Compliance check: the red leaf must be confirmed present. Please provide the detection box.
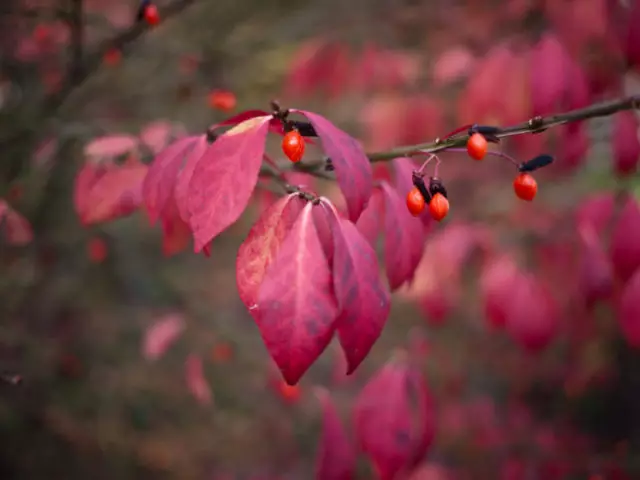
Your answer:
[355,187,383,246]
[354,354,435,480]
[380,181,425,290]
[256,202,339,385]
[319,200,391,373]
[314,388,356,480]
[73,162,112,219]
[139,120,174,154]
[575,192,615,235]
[530,33,570,116]
[160,198,192,257]
[188,116,272,252]
[236,193,305,320]
[174,135,208,223]
[185,354,213,405]
[577,223,613,307]
[79,163,148,225]
[143,136,199,224]
[0,200,33,246]
[211,109,270,129]
[292,110,373,222]
[612,110,640,176]
[142,313,185,361]
[479,254,520,330]
[84,134,138,158]
[611,196,640,282]
[618,269,640,347]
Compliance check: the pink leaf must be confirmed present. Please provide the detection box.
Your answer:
[355,187,383,246]
[236,194,305,320]
[575,192,615,235]
[612,110,640,176]
[256,202,338,385]
[211,109,270,129]
[380,181,425,290]
[610,196,640,282]
[139,120,175,154]
[185,354,213,405]
[142,313,186,361]
[292,110,373,222]
[577,223,613,307]
[314,388,356,480]
[479,254,520,330]
[320,200,391,373]
[143,136,199,224]
[160,198,193,257]
[84,134,138,158]
[354,354,435,480]
[174,135,208,223]
[530,34,570,116]
[618,269,640,348]
[187,116,272,252]
[79,163,148,225]
[0,200,33,246]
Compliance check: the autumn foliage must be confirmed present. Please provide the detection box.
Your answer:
[5,0,640,478]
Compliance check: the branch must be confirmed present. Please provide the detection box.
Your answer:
[282,95,640,179]
[67,0,84,81]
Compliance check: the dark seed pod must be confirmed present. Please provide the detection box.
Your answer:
[469,124,501,143]
[288,120,318,137]
[206,128,218,144]
[324,157,334,171]
[429,177,448,199]
[412,172,431,203]
[518,154,554,172]
[136,0,150,21]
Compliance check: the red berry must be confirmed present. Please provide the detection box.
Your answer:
[429,193,449,221]
[467,133,488,160]
[144,4,160,26]
[103,48,122,67]
[513,173,537,201]
[208,89,236,112]
[406,187,426,216]
[282,130,305,163]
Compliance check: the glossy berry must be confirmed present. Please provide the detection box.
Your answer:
[467,133,488,160]
[208,89,236,112]
[513,173,537,201]
[406,187,426,216]
[282,130,305,163]
[144,4,160,26]
[429,193,449,221]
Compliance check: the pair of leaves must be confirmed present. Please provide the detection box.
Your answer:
[236,195,390,385]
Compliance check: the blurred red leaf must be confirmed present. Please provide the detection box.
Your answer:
[505,274,559,353]
[173,135,208,223]
[432,46,475,87]
[139,120,175,154]
[354,354,435,480]
[314,388,356,480]
[401,95,444,145]
[256,202,338,385]
[76,162,148,225]
[611,196,640,282]
[87,236,108,263]
[623,0,640,67]
[554,123,589,172]
[359,95,405,151]
[142,313,186,361]
[612,110,640,176]
[188,116,272,252]
[292,110,373,222]
[355,187,383,246]
[160,198,192,257]
[185,354,213,405]
[618,268,640,348]
[84,134,138,158]
[575,192,615,235]
[143,136,199,224]
[320,201,391,374]
[479,254,520,330]
[0,200,33,246]
[380,181,425,291]
[236,193,305,320]
[530,33,571,116]
[577,223,614,307]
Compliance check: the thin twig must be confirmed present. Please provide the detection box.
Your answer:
[67,0,84,81]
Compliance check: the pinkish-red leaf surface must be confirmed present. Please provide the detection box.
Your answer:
[188,116,272,252]
[292,110,373,222]
[143,136,199,224]
[142,313,186,361]
[314,388,356,480]
[618,268,640,347]
[236,194,305,320]
[380,181,425,290]
[320,201,390,373]
[256,202,339,385]
[139,120,174,154]
[530,33,570,115]
[355,187,382,246]
[354,355,431,480]
[612,110,640,176]
[174,135,208,223]
[577,223,613,307]
[610,196,640,282]
[84,134,138,158]
[185,354,213,405]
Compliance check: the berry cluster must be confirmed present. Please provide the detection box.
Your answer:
[405,125,553,220]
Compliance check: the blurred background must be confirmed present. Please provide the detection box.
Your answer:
[1,0,640,478]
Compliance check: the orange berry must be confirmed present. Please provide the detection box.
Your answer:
[282,130,305,163]
[278,381,301,403]
[513,173,537,201]
[467,133,488,160]
[208,89,236,112]
[87,237,108,263]
[144,4,160,26]
[406,187,426,216]
[428,193,449,221]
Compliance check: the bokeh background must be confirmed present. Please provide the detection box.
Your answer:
[1,0,640,478]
